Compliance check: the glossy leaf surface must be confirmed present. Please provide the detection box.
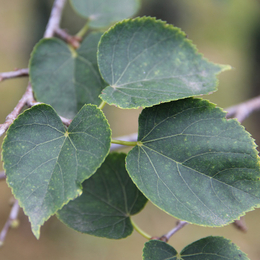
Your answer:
[70,0,139,28]
[30,33,105,119]
[98,17,230,109]
[143,236,249,260]
[2,104,111,238]
[57,153,147,239]
[126,98,260,226]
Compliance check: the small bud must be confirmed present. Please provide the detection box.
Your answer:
[150,236,160,240]
[10,219,20,229]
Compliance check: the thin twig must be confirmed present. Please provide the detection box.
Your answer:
[0,200,20,247]
[59,115,72,127]
[0,68,29,82]
[0,0,71,137]
[109,95,260,151]
[233,217,247,233]
[55,28,81,49]
[0,0,69,247]
[44,0,67,38]
[159,220,188,242]
[225,95,260,123]
[0,0,67,84]
[0,84,38,137]
[0,171,6,180]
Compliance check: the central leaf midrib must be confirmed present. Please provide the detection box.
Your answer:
[140,147,195,216]
[113,35,176,86]
[113,74,201,89]
[39,134,69,208]
[141,133,247,144]
[139,105,215,141]
[107,161,129,214]
[180,252,231,259]
[85,189,127,216]
[141,145,260,199]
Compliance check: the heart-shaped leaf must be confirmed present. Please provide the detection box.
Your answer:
[29,32,105,119]
[98,17,230,109]
[2,104,111,238]
[57,153,147,239]
[126,98,260,226]
[70,0,140,28]
[143,236,249,260]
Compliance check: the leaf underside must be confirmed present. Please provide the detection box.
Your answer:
[2,104,111,238]
[57,153,147,239]
[98,17,230,109]
[29,32,105,119]
[70,0,140,28]
[126,98,260,227]
[143,236,249,260]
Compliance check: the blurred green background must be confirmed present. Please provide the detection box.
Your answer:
[1,0,260,259]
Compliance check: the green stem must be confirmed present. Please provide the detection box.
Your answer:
[68,45,78,58]
[98,101,107,110]
[111,139,138,146]
[76,20,90,38]
[131,218,151,240]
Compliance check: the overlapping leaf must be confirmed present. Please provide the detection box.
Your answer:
[57,153,147,239]
[29,32,105,119]
[143,236,249,260]
[70,0,140,28]
[98,17,230,109]
[2,104,111,238]
[126,98,260,226]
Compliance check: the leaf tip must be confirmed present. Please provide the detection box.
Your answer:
[32,225,41,240]
[219,64,232,72]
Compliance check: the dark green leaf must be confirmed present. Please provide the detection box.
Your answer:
[126,98,260,226]
[143,236,249,260]
[2,104,111,238]
[57,153,147,239]
[98,17,230,109]
[143,240,178,260]
[180,236,249,259]
[29,32,105,119]
[70,0,140,28]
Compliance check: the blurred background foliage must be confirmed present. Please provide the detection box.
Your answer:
[1,0,260,259]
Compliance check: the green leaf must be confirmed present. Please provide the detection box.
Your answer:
[98,17,230,109]
[143,236,249,260]
[70,0,140,28]
[143,240,178,260]
[29,32,105,119]
[126,98,260,226]
[57,153,147,239]
[2,104,111,238]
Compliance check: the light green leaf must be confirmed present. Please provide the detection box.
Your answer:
[29,32,105,119]
[70,0,140,28]
[57,153,147,239]
[98,17,230,109]
[2,104,111,238]
[143,236,249,260]
[126,98,260,226]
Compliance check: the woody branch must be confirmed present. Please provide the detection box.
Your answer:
[0,0,68,246]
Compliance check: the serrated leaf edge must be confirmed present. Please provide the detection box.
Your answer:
[1,103,112,238]
[97,17,231,109]
[126,98,260,227]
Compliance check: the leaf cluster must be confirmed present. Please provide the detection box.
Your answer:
[1,0,259,258]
